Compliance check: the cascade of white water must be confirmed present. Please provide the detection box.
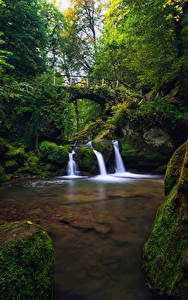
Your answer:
[86,141,107,176]
[112,140,126,173]
[93,149,107,176]
[67,151,78,176]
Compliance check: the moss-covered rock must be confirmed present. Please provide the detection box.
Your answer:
[0,165,10,182]
[75,146,98,174]
[39,141,69,171]
[165,142,187,196]
[73,118,105,144]
[5,145,26,166]
[119,136,172,173]
[0,221,54,300]
[142,141,188,299]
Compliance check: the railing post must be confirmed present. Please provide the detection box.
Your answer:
[69,77,72,86]
[116,80,119,88]
[86,77,88,88]
[54,75,56,86]
[102,78,104,85]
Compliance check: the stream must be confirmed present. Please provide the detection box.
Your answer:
[0,176,164,300]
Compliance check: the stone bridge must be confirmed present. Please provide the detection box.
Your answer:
[55,75,131,107]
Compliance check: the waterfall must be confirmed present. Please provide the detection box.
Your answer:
[93,149,107,176]
[67,151,78,176]
[112,140,126,173]
[86,141,107,176]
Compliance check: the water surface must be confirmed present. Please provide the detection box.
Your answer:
[0,177,164,300]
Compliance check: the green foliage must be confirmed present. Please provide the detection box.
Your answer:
[0,74,77,149]
[109,98,187,135]
[60,0,103,74]
[0,165,5,176]
[39,140,69,167]
[5,145,25,166]
[0,165,10,182]
[0,0,65,77]
[4,160,18,173]
[0,221,54,299]
[93,0,188,99]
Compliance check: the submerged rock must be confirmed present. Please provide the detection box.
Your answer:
[142,141,188,299]
[0,221,54,299]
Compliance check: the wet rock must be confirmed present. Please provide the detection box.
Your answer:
[75,145,98,174]
[92,138,115,173]
[143,141,188,299]
[60,215,112,236]
[143,128,173,148]
[0,221,54,299]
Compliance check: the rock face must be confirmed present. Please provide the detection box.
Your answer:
[120,126,174,173]
[0,221,54,299]
[142,141,188,299]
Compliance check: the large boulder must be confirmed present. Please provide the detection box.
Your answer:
[75,145,98,175]
[142,141,188,299]
[0,221,54,299]
[39,141,70,175]
[120,126,174,173]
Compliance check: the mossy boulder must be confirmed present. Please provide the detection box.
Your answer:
[142,141,188,299]
[5,145,26,166]
[0,165,10,182]
[0,221,54,299]
[119,136,172,173]
[39,141,69,172]
[165,142,187,196]
[75,146,98,174]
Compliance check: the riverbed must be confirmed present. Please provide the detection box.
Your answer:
[0,176,164,300]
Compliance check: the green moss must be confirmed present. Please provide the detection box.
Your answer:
[75,146,97,172]
[39,141,69,168]
[119,138,168,172]
[0,165,11,182]
[143,141,188,298]
[73,118,105,143]
[4,160,18,172]
[0,165,5,176]
[5,145,26,165]
[0,221,54,299]
[92,138,113,154]
[165,142,186,196]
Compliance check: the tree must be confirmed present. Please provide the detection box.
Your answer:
[93,0,188,99]
[0,0,65,78]
[59,0,103,75]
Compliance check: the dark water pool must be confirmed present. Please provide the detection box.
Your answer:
[0,176,165,300]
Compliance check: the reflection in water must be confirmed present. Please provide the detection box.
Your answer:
[0,177,164,300]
